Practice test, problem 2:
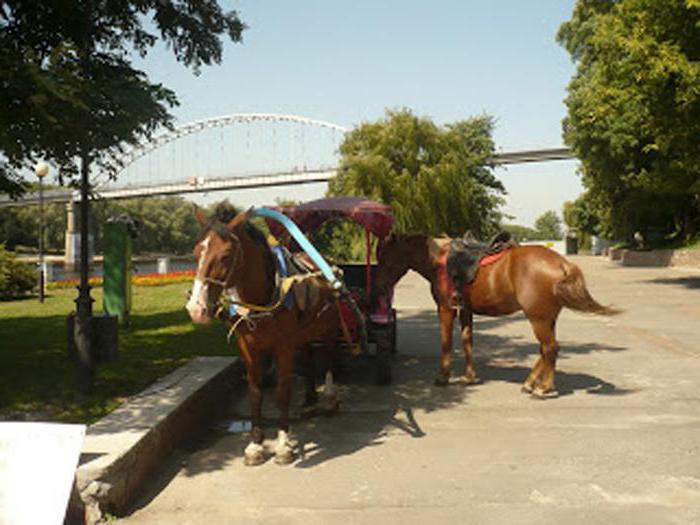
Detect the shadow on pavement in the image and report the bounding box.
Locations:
[128,304,634,513]
[644,276,700,290]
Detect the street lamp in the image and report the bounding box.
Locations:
[34,161,50,303]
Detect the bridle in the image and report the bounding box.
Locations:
[194,221,285,316]
[188,221,244,313]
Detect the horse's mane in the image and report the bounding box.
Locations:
[196,216,275,284]
[196,214,267,248]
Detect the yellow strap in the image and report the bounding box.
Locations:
[226,273,326,313]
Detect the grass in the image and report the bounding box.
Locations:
[0,282,235,424]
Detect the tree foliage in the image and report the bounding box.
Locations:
[534,210,563,240]
[0,196,240,255]
[501,224,542,242]
[558,0,700,243]
[0,243,35,298]
[0,1,245,196]
[329,109,505,238]
[562,192,600,235]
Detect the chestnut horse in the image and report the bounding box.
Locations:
[375,234,619,398]
[186,208,340,465]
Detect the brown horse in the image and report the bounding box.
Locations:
[375,234,620,398]
[186,208,340,465]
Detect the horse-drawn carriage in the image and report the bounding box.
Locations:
[187,196,619,465]
[267,196,397,385]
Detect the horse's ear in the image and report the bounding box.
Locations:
[226,206,253,228]
[427,237,444,262]
[193,204,208,226]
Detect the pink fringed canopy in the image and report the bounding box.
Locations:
[267,196,395,238]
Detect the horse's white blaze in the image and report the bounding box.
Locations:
[186,237,210,321]
[185,278,206,313]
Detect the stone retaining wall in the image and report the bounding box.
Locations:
[70,356,243,524]
[616,248,700,268]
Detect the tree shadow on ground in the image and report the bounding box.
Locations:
[0,304,231,422]
[643,276,700,290]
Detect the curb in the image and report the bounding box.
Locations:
[69,356,243,524]
[609,248,700,268]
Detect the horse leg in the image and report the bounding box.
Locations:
[528,319,560,399]
[273,346,297,465]
[300,345,319,411]
[243,350,266,466]
[435,305,456,386]
[521,352,544,394]
[456,308,479,385]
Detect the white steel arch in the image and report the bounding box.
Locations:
[116,113,348,172]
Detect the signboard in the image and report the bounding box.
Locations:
[0,422,86,525]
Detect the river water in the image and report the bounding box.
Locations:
[51,259,196,282]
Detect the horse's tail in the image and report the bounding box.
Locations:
[554,262,621,316]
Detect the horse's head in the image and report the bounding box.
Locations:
[374,233,426,300]
[374,233,445,303]
[186,207,251,324]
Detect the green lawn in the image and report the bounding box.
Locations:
[0,283,235,423]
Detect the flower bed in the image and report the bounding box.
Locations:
[47,270,195,290]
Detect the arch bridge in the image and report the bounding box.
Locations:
[1,113,573,207]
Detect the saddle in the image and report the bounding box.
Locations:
[445,230,517,301]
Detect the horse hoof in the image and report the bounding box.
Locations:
[531,388,559,399]
[274,448,296,465]
[434,376,449,387]
[274,431,297,465]
[521,383,534,394]
[453,374,480,386]
[243,442,266,466]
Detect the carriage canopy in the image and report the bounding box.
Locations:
[267,196,394,239]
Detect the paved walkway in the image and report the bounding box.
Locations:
[121,256,700,525]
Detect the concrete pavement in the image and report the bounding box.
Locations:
[120,255,700,524]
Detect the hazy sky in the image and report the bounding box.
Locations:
[133,0,583,227]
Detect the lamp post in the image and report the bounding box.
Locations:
[73,153,95,396]
[34,161,49,303]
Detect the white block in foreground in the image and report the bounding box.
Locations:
[0,422,86,525]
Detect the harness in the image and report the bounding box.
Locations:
[200,224,345,344]
[196,209,365,353]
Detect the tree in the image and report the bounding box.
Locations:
[501,224,541,242]
[0,1,245,195]
[534,210,563,240]
[562,192,602,250]
[0,200,67,252]
[91,196,202,255]
[557,0,700,243]
[329,109,505,238]
[562,192,599,235]
[0,244,35,298]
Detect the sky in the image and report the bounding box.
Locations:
[133,0,583,227]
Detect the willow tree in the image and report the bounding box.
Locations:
[329,109,505,238]
[558,0,700,242]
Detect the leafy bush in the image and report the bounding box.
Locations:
[0,244,36,299]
